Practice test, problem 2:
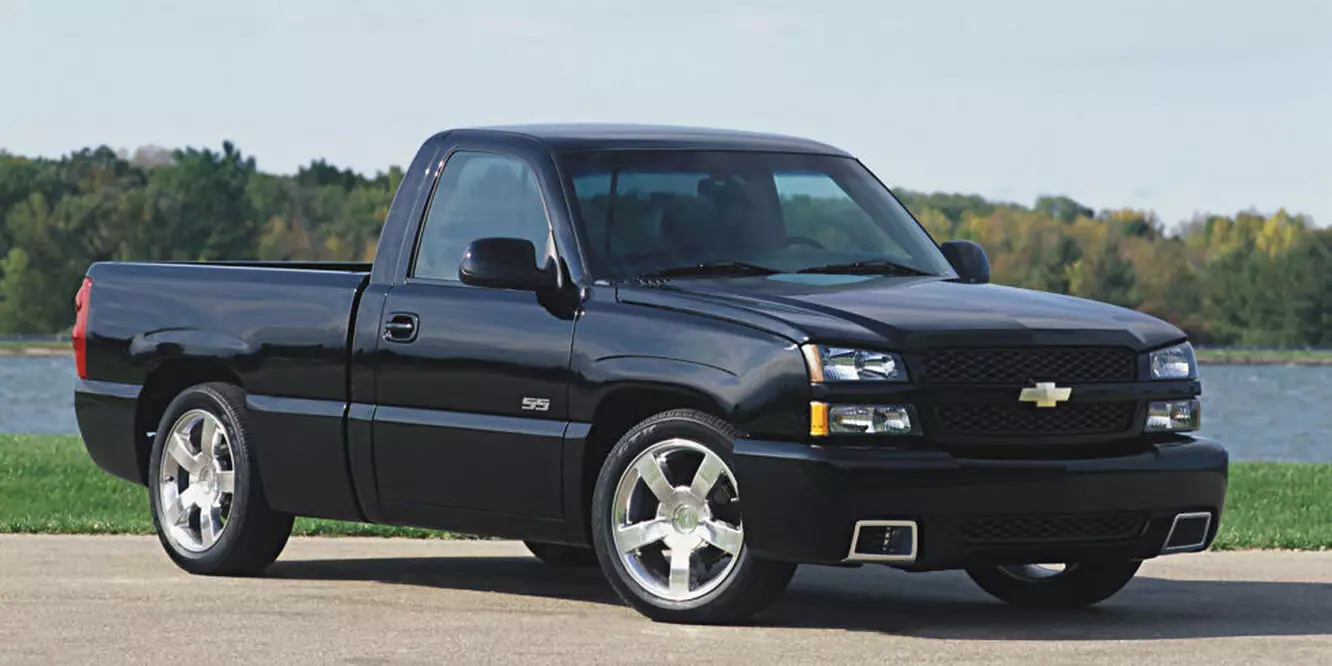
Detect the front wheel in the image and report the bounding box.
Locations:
[966,560,1142,608]
[591,409,796,624]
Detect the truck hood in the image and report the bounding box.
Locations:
[617,274,1185,352]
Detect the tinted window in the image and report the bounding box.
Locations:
[774,171,910,260]
[562,151,952,279]
[413,152,549,280]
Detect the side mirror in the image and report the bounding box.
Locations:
[458,238,555,291]
[940,240,990,284]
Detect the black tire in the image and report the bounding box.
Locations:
[524,541,599,567]
[591,409,796,624]
[966,560,1142,609]
[147,382,294,576]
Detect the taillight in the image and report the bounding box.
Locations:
[73,277,92,379]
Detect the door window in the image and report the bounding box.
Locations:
[413,151,550,280]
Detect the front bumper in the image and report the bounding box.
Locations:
[733,436,1228,568]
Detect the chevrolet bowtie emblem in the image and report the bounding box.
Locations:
[1019,381,1072,408]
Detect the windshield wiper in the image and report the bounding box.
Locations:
[635,261,781,280]
[796,259,931,277]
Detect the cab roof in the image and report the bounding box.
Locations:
[458,123,852,156]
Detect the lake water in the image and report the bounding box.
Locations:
[0,356,1327,463]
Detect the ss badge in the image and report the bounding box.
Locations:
[521,397,551,412]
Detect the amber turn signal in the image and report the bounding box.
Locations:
[810,401,829,437]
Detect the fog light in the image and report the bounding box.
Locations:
[1145,399,1200,432]
[828,404,916,435]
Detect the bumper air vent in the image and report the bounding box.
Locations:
[1161,512,1212,554]
[934,402,1136,437]
[846,520,918,562]
[959,512,1147,544]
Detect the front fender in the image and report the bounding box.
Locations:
[580,355,741,418]
[570,298,812,440]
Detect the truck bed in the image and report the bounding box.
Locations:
[83,261,369,394]
[77,260,370,513]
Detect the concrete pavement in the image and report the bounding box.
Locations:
[0,535,1329,664]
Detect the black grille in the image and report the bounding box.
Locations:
[934,402,1135,436]
[919,348,1136,385]
[960,512,1147,544]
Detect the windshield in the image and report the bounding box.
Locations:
[560,150,955,280]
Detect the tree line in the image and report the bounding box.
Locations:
[0,143,1327,346]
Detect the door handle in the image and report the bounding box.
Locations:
[383,313,420,343]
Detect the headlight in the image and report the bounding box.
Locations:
[1149,342,1197,380]
[802,345,907,382]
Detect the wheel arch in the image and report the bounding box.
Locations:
[573,382,732,545]
[133,359,243,484]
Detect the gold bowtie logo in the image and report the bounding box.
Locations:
[1019,381,1072,408]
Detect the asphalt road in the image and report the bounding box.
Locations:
[1,536,1328,665]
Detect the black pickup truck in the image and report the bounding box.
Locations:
[73,124,1226,623]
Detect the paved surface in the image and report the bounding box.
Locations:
[0,536,1329,665]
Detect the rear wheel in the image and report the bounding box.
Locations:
[524,541,599,567]
[591,409,796,624]
[966,560,1142,608]
[148,383,293,575]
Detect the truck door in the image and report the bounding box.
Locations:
[369,147,576,529]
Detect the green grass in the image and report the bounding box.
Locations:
[1210,462,1332,550]
[0,341,70,353]
[1196,347,1332,365]
[1,434,1328,549]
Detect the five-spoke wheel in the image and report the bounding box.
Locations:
[611,438,744,601]
[592,409,796,623]
[148,383,293,575]
[158,409,236,552]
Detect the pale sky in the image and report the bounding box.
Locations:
[1,0,1328,226]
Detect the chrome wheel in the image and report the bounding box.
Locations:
[157,409,235,552]
[998,563,1077,581]
[611,438,743,602]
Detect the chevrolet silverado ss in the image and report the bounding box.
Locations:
[73,124,1226,623]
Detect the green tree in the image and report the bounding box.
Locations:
[1067,235,1138,308]
[143,141,258,260]
[1034,195,1093,222]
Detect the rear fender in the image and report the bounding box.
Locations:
[129,329,254,368]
